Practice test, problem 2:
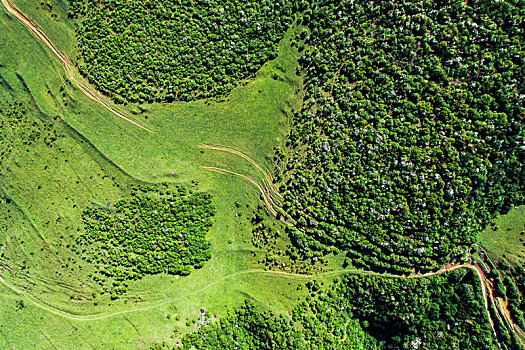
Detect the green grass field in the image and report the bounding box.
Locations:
[0,1,325,348]
[480,205,525,264]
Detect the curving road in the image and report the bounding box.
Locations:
[0,0,152,132]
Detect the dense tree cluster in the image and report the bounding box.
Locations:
[305,270,495,349]
[275,0,525,273]
[0,100,41,165]
[182,299,375,350]
[181,270,494,349]
[68,0,295,103]
[76,185,215,285]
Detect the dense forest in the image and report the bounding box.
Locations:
[273,0,525,273]
[76,184,215,295]
[181,299,377,350]
[68,0,296,103]
[0,97,42,166]
[179,270,494,349]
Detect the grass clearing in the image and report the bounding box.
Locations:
[480,205,525,264]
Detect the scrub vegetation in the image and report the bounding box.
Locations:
[275,0,525,273]
[76,184,214,295]
[68,0,296,103]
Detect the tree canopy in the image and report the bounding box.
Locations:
[274,0,524,273]
[69,0,296,103]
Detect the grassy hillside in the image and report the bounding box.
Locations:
[2,0,521,348]
[0,0,318,348]
[481,205,525,264]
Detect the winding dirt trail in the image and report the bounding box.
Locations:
[201,156,510,345]
[476,247,525,347]
[0,0,152,132]
[201,166,295,226]
[338,318,352,343]
[0,261,503,350]
[199,144,283,202]
[0,267,363,322]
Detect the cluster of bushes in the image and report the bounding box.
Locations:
[76,184,215,288]
[68,0,296,103]
[0,100,41,165]
[180,269,494,349]
[275,0,524,273]
[250,205,328,274]
[182,299,375,349]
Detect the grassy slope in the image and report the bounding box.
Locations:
[480,205,525,264]
[0,1,313,348]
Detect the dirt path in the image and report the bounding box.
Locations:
[475,245,525,346]
[0,0,152,132]
[0,267,363,322]
[202,161,509,346]
[0,257,513,347]
[338,318,352,343]
[199,144,283,202]
[0,264,495,325]
[201,166,295,226]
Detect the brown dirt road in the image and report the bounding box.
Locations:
[0,0,152,132]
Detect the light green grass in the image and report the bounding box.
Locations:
[480,205,525,264]
[12,0,78,56]
[0,3,318,348]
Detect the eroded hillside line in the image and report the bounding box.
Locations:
[199,144,283,202]
[201,166,296,226]
[202,166,288,223]
[0,263,498,337]
[0,0,152,132]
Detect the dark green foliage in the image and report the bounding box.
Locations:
[68,0,295,103]
[497,259,525,331]
[182,270,494,349]
[182,299,377,350]
[277,0,525,272]
[0,101,41,164]
[306,271,496,349]
[76,185,215,282]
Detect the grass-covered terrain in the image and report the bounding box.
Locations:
[481,205,525,264]
[1,0,524,348]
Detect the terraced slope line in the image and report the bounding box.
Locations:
[201,166,295,226]
[0,0,152,132]
[199,144,283,202]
